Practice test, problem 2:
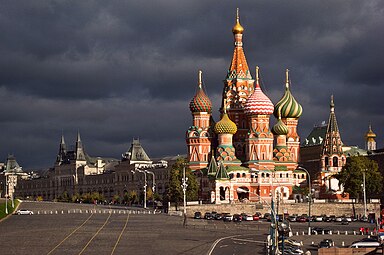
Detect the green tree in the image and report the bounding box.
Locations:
[167,158,199,209]
[335,156,382,199]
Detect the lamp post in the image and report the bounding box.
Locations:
[362,170,367,219]
[145,170,156,209]
[297,166,312,235]
[181,165,188,216]
[133,169,147,209]
[5,175,8,214]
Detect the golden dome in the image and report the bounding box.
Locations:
[232,8,244,34]
[214,113,237,135]
[365,125,376,139]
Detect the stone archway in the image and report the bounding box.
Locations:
[236,187,249,201]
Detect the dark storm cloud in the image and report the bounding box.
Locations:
[0,0,383,168]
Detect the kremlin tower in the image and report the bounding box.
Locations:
[365,124,377,151]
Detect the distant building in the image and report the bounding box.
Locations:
[0,155,28,199]
[7,135,173,203]
[300,97,376,199]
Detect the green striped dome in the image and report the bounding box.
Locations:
[214,113,237,134]
[273,84,302,119]
[272,118,288,135]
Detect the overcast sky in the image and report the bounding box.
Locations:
[0,1,383,169]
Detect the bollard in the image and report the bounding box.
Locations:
[62,210,64,214]
[342,241,345,246]
[300,241,303,246]
[345,231,348,235]
[311,241,314,245]
[330,231,332,235]
[302,231,305,235]
[86,210,88,214]
[80,210,82,214]
[337,231,340,235]
[55,211,58,214]
[68,210,70,214]
[296,232,299,236]
[354,231,356,235]
[50,211,53,214]
[322,230,325,235]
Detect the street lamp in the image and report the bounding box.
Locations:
[5,175,8,214]
[145,170,156,209]
[145,170,156,194]
[181,165,188,216]
[297,166,312,235]
[132,169,147,209]
[362,170,367,219]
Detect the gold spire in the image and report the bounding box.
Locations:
[198,70,202,89]
[232,8,244,34]
[256,66,260,85]
[285,69,290,89]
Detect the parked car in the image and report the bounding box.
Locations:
[223,213,233,222]
[297,216,307,222]
[204,212,213,220]
[215,213,223,220]
[241,213,253,221]
[16,209,33,215]
[253,214,260,221]
[211,211,218,219]
[194,211,202,219]
[287,215,297,222]
[315,216,323,222]
[318,239,333,248]
[233,214,242,222]
[350,238,380,248]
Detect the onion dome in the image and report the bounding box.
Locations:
[365,124,376,139]
[214,112,237,135]
[273,69,303,119]
[189,70,212,113]
[232,8,244,34]
[272,117,288,136]
[244,66,274,115]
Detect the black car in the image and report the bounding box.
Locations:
[194,211,202,219]
[318,239,333,248]
[204,212,213,220]
[215,213,223,220]
[233,214,242,222]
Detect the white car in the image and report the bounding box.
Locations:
[16,209,33,215]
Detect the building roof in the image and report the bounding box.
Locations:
[2,154,24,174]
[122,138,152,164]
[302,123,327,147]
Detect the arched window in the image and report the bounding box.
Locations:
[333,157,338,167]
[262,173,265,178]
[242,173,246,178]
[236,173,240,178]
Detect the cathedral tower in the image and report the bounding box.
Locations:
[365,124,376,151]
[244,66,274,170]
[186,70,213,170]
[321,96,345,172]
[221,9,255,160]
[273,69,303,163]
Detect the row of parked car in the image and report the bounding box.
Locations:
[194,211,261,222]
[287,214,357,223]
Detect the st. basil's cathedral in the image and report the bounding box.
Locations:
[186,10,308,204]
